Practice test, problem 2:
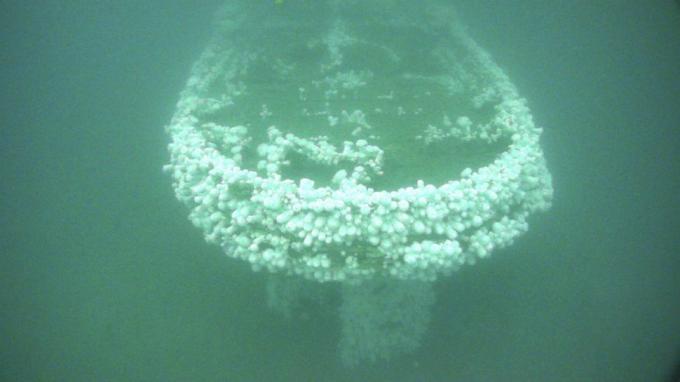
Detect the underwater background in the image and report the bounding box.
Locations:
[2,1,679,381]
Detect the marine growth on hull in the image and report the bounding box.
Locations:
[164,0,553,366]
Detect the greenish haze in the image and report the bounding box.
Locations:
[2,1,679,381]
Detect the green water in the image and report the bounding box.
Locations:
[2,1,679,381]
